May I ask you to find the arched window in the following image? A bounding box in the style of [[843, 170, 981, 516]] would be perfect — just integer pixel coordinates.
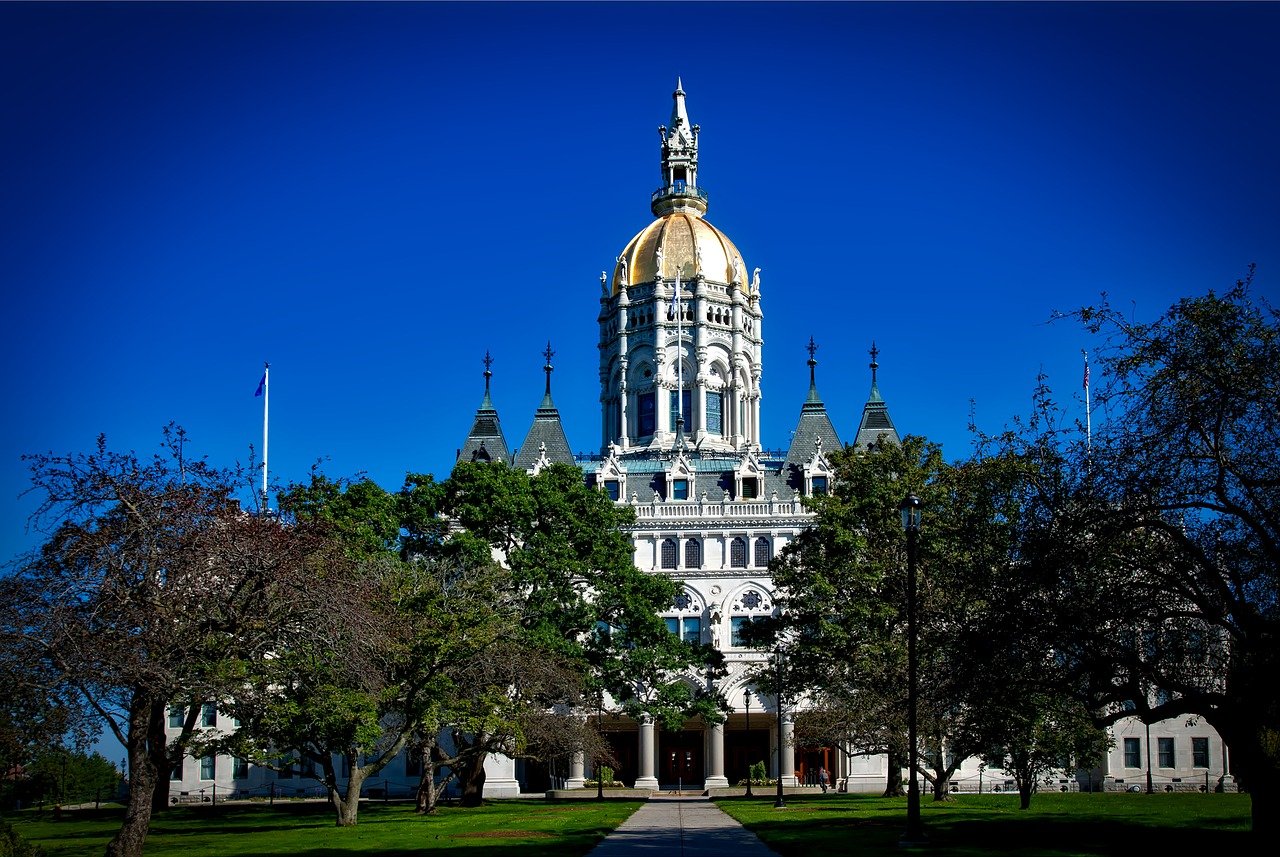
[[684, 539, 702, 569], [753, 537, 772, 567], [661, 538, 678, 570], [730, 537, 747, 568]]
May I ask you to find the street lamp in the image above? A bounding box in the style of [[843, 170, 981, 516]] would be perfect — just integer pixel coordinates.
[[596, 690, 605, 801], [775, 650, 786, 809], [744, 688, 754, 797], [899, 493, 926, 846]]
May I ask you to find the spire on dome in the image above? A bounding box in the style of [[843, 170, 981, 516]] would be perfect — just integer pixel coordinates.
[[541, 340, 555, 407], [457, 351, 510, 463], [653, 79, 706, 217], [853, 341, 900, 450]]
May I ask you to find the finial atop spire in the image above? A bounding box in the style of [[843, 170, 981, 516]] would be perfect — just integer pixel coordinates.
[[542, 341, 555, 403], [481, 350, 495, 408], [868, 341, 883, 403], [807, 337, 820, 398]]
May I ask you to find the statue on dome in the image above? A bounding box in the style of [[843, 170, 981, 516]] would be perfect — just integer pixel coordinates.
[[731, 257, 743, 284], [616, 255, 628, 289], [751, 267, 761, 293], [600, 271, 608, 296], [654, 246, 664, 280]]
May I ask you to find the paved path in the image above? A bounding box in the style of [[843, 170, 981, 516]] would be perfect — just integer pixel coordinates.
[[586, 795, 780, 857]]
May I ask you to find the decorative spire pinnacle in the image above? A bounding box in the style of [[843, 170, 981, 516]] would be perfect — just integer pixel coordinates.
[[542, 341, 555, 405], [653, 79, 706, 217], [868, 341, 883, 403], [481, 350, 495, 409], [806, 337, 821, 403]]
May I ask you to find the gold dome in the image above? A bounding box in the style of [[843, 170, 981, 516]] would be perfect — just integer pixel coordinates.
[[612, 212, 747, 295]]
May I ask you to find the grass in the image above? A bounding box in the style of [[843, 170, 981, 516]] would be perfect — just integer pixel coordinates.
[[714, 792, 1254, 856], [8, 799, 643, 857]]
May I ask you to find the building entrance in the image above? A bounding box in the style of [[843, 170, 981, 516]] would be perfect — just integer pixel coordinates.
[[726, 728, 771, 784], [658, 730, 704, 787], [603, 731, 638, 787]]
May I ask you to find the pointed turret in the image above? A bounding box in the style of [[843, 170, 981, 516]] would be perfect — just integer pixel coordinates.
[[513, 342, 575, 472], [851, 342, 901, 450], [653, 78, 707, 217], [457, 351, 511, 463], [786, 337, 842, 467]]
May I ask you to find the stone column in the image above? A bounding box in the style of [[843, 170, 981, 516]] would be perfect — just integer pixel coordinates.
[[635, 715, 659, 790], [704, 722, 729, 789], [781, 715, 797, 786], [565, 750, 586, 790]]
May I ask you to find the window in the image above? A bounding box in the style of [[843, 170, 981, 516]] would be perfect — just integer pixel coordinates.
[[741, 478, 758, 499], [753, 537, 771, 567], [168, 706, 184, 728], [1192, 737, 1209, 768], [1158, 737, 1175, 768], [201, 702, 217, 728], [637, 392, 656, 437], [232, 757, 249, 779], [671, 479, 689, 500], [170, 755, 184, 781], [1123, 738, 1141, 768], [665, 616, 701, 644], [811, 476, 828, 496], [604, 481, 620, 501], [661, 538, 678, 569], [706, 392, 722, 434], [730, 538, 747, 568], [669, 389, 692, 430], [200, 755, 215, 780], [684, 539, 702, 569], [731, 616, 762, 647]]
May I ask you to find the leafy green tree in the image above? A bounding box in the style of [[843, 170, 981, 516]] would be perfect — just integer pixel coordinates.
[[771, 435, 1030, 800]]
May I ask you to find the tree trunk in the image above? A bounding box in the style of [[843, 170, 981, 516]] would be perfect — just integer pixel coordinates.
[[415, 743, 439, 815], [147, 701, 172, 813], [325, 752, 366, 827], [459, 748, 488, 807], [882, 749, 904, 797], [105, 699, 158, 857], [1018, 782, 1032, 810]]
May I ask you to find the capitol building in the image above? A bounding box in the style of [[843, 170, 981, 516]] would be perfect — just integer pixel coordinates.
[[168, 83, 1233, 800]]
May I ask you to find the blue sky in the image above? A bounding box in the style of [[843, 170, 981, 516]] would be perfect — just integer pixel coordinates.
[[2, 1, 1278, 564]]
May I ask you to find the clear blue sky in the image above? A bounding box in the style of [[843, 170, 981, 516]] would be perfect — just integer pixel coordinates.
[[2, 1, 1278, 564]]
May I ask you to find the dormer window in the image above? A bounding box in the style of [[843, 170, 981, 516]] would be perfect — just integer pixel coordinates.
[[741, 478, 759, 499], [671, 479, 689, 500], [603, 481, 620, 501], [811, 476, 828, 496]]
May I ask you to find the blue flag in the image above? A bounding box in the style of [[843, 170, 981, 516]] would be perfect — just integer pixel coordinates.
[[254, 373, 265, 397]]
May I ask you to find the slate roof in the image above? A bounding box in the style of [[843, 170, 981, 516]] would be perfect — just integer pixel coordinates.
[[851, 380, 900, 450], [513, 391, 575, 470], [457, 387, 511, 464]]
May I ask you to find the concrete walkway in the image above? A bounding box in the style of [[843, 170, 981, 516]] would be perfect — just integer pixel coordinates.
[[586, 795, 780, 857]]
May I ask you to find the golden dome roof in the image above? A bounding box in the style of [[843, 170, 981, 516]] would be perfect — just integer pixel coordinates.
[[612, 212, 747, 296]]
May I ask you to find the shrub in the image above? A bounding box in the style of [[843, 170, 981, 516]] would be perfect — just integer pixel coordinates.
[[1, 818, 45, 857]]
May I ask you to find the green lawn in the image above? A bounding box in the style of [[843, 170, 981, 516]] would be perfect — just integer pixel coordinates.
[[9, 799, 643, 857], [714, 792, 1253, 856]]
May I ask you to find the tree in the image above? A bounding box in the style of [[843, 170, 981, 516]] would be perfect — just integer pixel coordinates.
[[8, 426, 344, 857], [1051, 273, 1280, 832], [771, 435, 1031, 801]]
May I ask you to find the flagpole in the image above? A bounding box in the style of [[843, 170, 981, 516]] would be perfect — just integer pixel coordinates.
[[262, 361, 270, 509], [1082, 349, 1091, 453]]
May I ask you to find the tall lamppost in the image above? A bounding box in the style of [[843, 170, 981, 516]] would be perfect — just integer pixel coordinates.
[[744, 688, 754, 797], [596, 690, 606, 801], [774, 650, 786, 809], [900, 493, 925, 845]]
